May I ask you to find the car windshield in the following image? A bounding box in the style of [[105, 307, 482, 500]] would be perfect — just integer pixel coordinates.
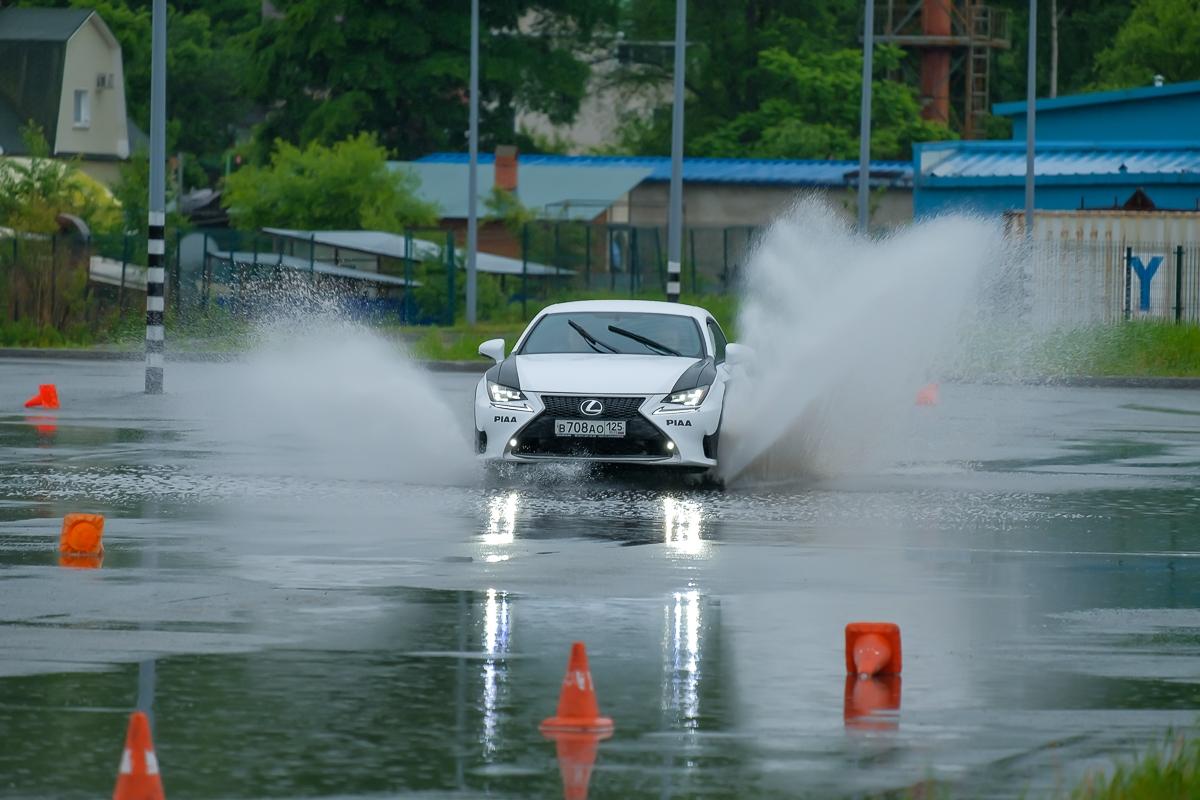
[[518, 312, 705, 357]]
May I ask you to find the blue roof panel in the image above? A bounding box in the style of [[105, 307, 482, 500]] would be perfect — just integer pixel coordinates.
[[917, 142, 1200, 181], [416, 152, 913, 187], [993, 79, 1200, 117]]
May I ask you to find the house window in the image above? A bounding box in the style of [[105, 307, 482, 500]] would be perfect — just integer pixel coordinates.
[[73, 90, 90, 128]]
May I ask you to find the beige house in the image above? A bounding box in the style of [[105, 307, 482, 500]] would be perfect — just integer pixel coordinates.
[[0, 7, 132, 185]]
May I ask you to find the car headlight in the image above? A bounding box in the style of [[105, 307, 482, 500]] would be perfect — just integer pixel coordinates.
[[665, 385, 709, 407], [487, 380, 525, 404]]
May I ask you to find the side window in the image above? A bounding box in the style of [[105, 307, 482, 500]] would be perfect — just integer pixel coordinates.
[[707, 319, 728, 363]]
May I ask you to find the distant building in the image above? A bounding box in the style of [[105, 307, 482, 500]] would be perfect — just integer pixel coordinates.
[[992, 80, 1200, 144], [914, 81, 1200, 217], [400, 151, 914, 247], [396, 151, 912, 290], [0, 7, 134, 185]]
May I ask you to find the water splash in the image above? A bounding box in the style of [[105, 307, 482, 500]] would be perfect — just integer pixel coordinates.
[[719, 197, 1015, 484], [173, 308, 477, 488]]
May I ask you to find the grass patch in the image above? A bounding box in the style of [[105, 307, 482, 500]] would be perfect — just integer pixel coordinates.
[[1037, 322, 1200, 377], [0, 319, 95, 347], [1069, 733, 1199, 799]]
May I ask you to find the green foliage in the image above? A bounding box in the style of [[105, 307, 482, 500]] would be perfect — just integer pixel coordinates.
[[1094, 0, 1200, 88], [0, 124, 118, 233], [410, 259, 509, 324], [1036, 322, 1200, 377], [222, 134, 440, 231], [248, 0, 619, 159], [612, 2, 949, 159], [0, 318, 94, 347], [1070, 734, 1200, 799], [692, 46, 953, 160], [485, 188, 539, 235]]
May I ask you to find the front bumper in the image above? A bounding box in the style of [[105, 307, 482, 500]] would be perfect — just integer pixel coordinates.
[[473, 383, 722, 468]]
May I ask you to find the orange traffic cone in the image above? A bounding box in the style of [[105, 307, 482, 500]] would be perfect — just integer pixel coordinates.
[[543, 730, 611, 800], [24, 384, 60, 409], [915, 383, 939, 406], [60, 513, 104, 556], [843, 674, 902, 731], [845, 622, 902, 678], [540, 642, 614, 734], [59, 553, 103, 570], [113, 711, 164, 800]]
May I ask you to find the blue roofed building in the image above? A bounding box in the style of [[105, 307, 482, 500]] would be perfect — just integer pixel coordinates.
[[399, 151, 914, 258], [914, 81, 1200, 217], [992, 80, 1200, 144]]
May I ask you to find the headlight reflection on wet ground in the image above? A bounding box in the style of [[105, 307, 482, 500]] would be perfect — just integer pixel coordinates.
[[483, 492, 520, 546], [664, 588, 703, 728], [663, 497, 706, 556], [480, 587, 511, 756]]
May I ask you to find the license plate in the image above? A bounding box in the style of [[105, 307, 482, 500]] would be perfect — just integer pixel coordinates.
[[554, 419, 625, 437]]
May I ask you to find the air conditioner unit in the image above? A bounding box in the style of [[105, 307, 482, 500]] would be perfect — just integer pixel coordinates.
[[96, 73, 115, 90]]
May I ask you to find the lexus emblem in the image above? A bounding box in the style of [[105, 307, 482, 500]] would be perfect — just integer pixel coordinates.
[[580, 399, 604, 416]]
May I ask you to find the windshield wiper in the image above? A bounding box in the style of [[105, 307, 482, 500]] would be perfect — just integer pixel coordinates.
[[568, 319, 618, 354], [607, 324, 682, 356]]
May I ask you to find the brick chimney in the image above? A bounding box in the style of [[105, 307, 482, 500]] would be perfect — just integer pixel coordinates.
[[494, 145, 518, 192]]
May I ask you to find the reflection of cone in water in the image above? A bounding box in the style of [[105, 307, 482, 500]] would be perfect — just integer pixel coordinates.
[[844, 674, 902, 731], [543, 730, 611, 800], [845, 622, 902, 677], [915, 383, 939, 406], [540, 642, 614, 733], [60, 513, 105, 556], [24, 384, 60, 409], [59, 553, 103, 569], [113, 711, 165, 800], [26, 415, 58, 436]]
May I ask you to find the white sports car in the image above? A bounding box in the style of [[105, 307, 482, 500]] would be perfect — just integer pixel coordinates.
[[473, 299, 748, 473]]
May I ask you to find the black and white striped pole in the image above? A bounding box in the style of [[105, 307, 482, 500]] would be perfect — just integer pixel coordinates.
[[145, 0, 166, 394], [665, 0, 686, 303]]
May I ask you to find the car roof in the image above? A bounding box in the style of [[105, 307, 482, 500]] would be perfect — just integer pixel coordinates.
[[534, 299, 714, 322]]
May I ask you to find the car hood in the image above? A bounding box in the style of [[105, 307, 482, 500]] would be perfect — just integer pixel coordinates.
[[513, 354, 699, 395]]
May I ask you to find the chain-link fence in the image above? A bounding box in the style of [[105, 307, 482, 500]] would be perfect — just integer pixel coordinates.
[[1028, 241, 1200, 327], [6, 224, 1200, 344], [2, 223, 761, 341]]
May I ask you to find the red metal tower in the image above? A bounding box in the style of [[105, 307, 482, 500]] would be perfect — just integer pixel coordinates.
[[875, 0, 1011, 138]]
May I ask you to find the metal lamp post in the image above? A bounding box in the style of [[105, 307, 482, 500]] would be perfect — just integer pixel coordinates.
[[666, 0, 686, 302]]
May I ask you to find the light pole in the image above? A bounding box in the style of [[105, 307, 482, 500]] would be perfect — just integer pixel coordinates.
[[857, 0, 875, 233], [466, 0, 479, 325], [144, 0, 166, 393], [666, 0, 686, 302], [1024, 0, 1038, 238]]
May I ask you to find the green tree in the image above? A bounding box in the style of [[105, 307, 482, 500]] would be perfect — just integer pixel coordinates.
[[0, 124, 118, 233], [609, 0, 951, 158], [247, 0, 619, 159], [692, 45, 952, 160], [1094, 0, 1200, 87], [221, 133, 440, 231]]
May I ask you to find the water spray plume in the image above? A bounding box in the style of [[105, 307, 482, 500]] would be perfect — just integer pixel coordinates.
[[720, 198, 1013, 483], [178, 301, 476, 488]]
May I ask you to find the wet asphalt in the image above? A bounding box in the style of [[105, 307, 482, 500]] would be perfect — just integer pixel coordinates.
[[1, 356, 1199, 799]]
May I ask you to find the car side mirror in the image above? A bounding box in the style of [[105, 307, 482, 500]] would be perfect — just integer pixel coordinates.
[[725, 343, 753, 366], [478, 338, 506, 362]]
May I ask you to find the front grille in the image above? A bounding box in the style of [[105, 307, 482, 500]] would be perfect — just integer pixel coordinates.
[[512, 414, 670, 458], [539, 395, 646, 419]]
